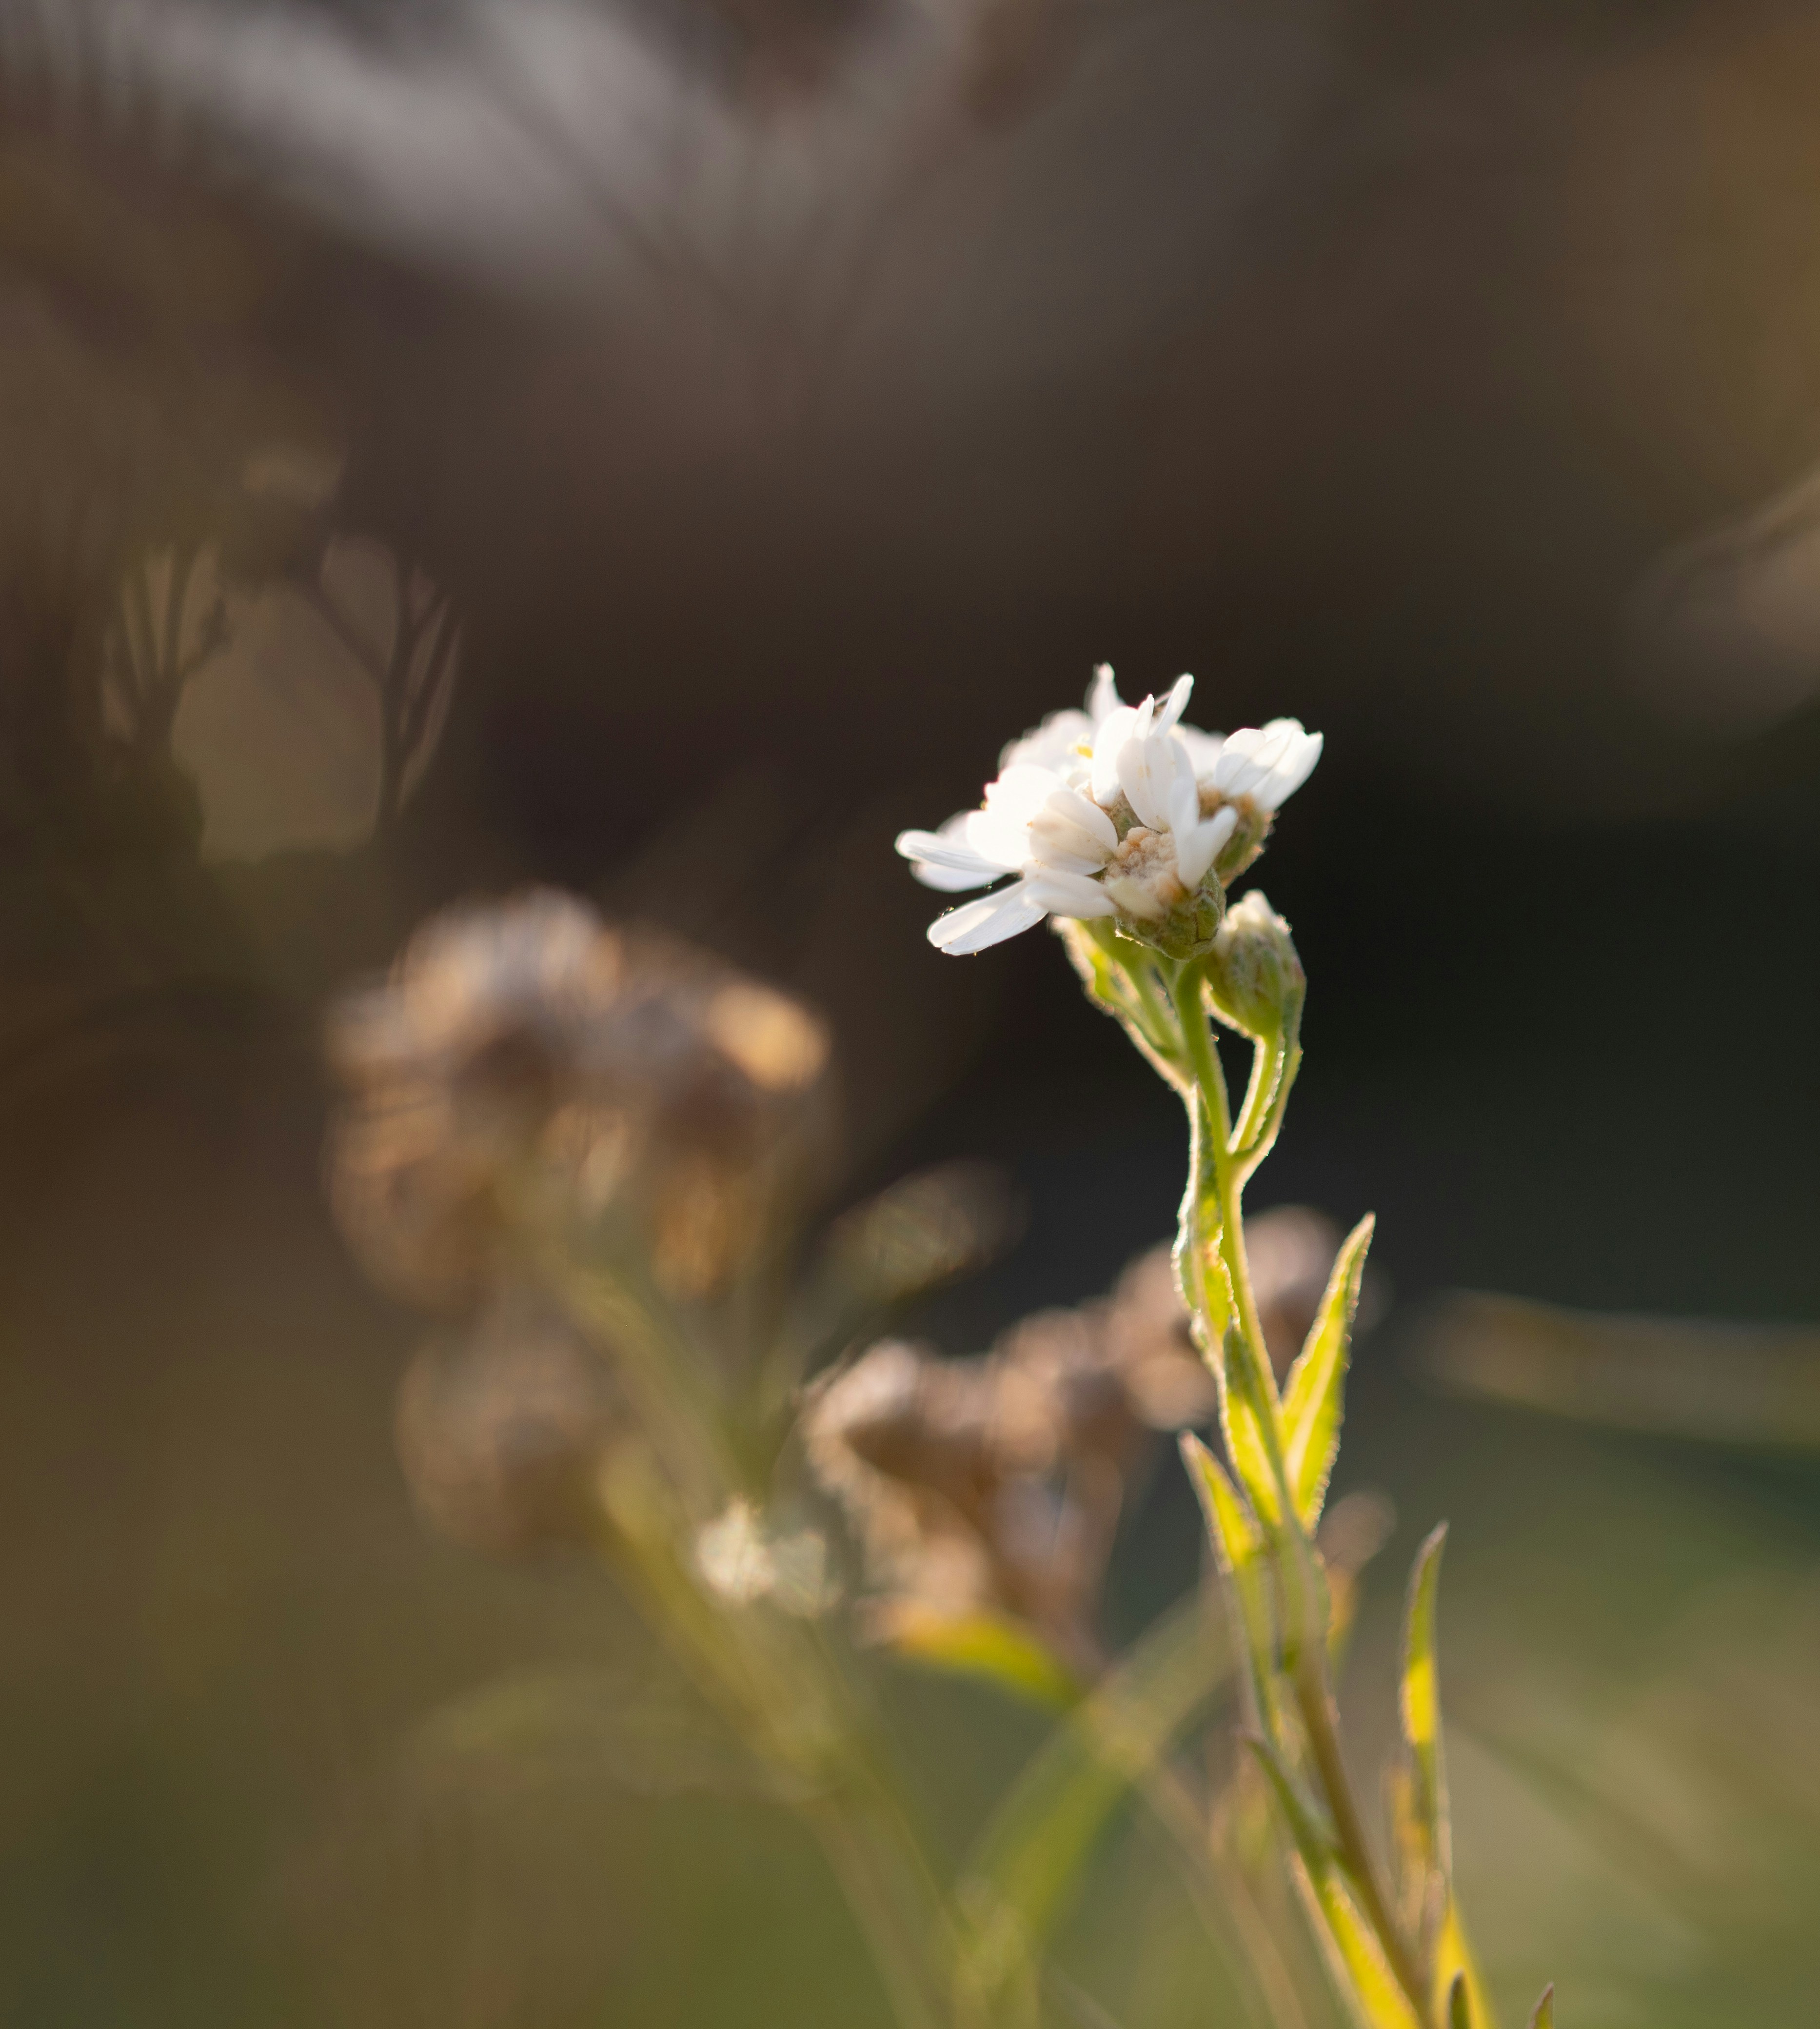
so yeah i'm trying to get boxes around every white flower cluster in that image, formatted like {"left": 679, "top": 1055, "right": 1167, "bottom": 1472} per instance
{"left": 897, "top": 667, "right": 1321, "bottom": 955}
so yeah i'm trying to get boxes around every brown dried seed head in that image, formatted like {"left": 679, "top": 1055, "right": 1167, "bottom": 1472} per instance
{"left": 395, "top": 1290, "right": 626, "bottom": 1557}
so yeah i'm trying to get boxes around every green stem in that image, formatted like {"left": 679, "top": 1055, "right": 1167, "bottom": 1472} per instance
{"left": 1291, "top": 1660, "right": 1430, "bottom": 2017}
{"left": 1172, "top": 960, "right": 1433, "bottom": 2028}
{"left": 1140, "top": 1761, "right": 1316, "bottom": 2029}
{"left": 808, "top": 1786, "right": 951, "bottom": 2029}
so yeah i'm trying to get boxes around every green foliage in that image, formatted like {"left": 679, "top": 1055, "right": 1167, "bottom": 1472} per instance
{"left": 952, "top": 1592, "right": 1229, "bottom": 2016}
{"left": 1218, "top": 1320, "right": 1291, "bottom": 1533}
{"left": 1282, "top": 1214, "right": 1375, "bottom": 1530}
{"left": 1247, "top": 1737, "right": 1424, "bottom": 2029}
{"left": 1527, "top": 1988, "right": 1555, "bottom": 2029}
{"left": 1181, "top": 1434, "right": 1276, "bottom": 1727}
{"left": 1400, "top": 1525, "right": 1453, "bottom": 1900}
{"left": 884, "top": 1606, "right": 1084, "bottom": 1711}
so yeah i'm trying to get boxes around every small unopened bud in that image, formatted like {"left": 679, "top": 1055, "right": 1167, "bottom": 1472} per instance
{"left": 1202, "top": 890, "right": 1304, "bottom": 1037}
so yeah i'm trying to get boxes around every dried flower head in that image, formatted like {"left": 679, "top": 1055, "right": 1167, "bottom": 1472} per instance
{"left": 395, "top": 1287, "right": 627, "bottom": 1557}
{"left": 328, "top": 890, "right": 832, "bottom": 1308}
{"left": 804, "top": 1208, "right": 1355, "bottom": 1672}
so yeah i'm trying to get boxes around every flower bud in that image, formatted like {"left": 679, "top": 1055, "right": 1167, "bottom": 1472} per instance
{"left": 1202, "top": 889, "right": 1304, "bottom": 1037}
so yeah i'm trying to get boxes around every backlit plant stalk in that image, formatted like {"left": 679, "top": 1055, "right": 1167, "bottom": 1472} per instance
{"left": 904, "top": 666, "right": 1555, "bottom": 2029}
{"left": 327, "top": 896, "right": 957, "bottom": 2029}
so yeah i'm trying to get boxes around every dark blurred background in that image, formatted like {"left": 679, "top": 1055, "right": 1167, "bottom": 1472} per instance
{"left": 3, "top": 0, "right": 1820, "bottom": 2022}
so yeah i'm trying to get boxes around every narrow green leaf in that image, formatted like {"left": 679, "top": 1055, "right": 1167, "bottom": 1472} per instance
{"left": 1218, "top": 1322, "right": 1288, "bottom": 1532}
{"left": 884, "top": 1605, "right": 1084, "bottom": 1711}
{"left": 1448, "top": 1971, "right": 1471, "bottom": 2029}
{"left": 953, "top": 1590, "right": 1229, "bottom": 2012}
{"left": 1246, "top": 1737, "right": 1424, "bottom": 2029}
{"left": 1527, "top": 1985, "right": 1555, "bottom": 2029}
{"left": 1181, "top": 1434, "right": 1275, "bottom": 1725}
{"left": 1434, "top": 1910, "right": 1501, "bottom": 2029}
{"left": 1401, "top": 1523, "right": 1452, "bottom": 1888}
{"left": 1282, "top": 1213, "right": 1375, "bottom": 1528}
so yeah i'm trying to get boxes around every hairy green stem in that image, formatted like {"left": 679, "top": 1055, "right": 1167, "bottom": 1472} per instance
{"left": 1169, "top": 955, "right": 1434, "bottom": 2028}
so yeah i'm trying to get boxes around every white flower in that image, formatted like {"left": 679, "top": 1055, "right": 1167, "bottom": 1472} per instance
{"left": 895, "top": 668, "right": 1322, "bottom": 955}
{"left": 693, "top": 1498, "right": 832, "bottom": 1615}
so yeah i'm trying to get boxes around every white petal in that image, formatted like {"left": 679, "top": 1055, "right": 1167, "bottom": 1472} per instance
{"left": 1090, "top": 705, "right": 1140, "bottom": 804}
{"left": 914, "top": 858, "right": 1005, "bottom": 892}
{"left": 927, "top": 881, "right": 1048, "bottom": 954}
{"left": 961, "top": 809, "right": 1034, "bottom": 870}
{"left": 1025, "top": 868, "right": 1116, "bottom": 917}
{"left": 1176, "top": 725, "right": 1226, "bottom": 779}
{"left": 1001, "top": 708, "right": 1094, "bottom": 776}
{"left": 894, "top": 827, "right": 1004, "bottom": 891}
{"left": 1255, "top": 729, "right": 1323, "bottom": 811}
{"left": 1117, "top": 728, "right": 1186, "bottom": 832}
{"left": 1026, "top": 815, "right": 1113, "bottom": 875}
{"left": 1087, "top": 664, "right": 1122, "bottom": 724}
{"left": 985, "top": 763, "right": 1068, "bottom": 822}
{"left": 1155, "top": 674, "right": 1194, "bottom": 734}
{"left": 1165, "top": 769, "right": 1200, "bottom": 841}
{"left": 1173, "top": 805, "right": 1238, "bottom": 888}
{"left": 1213, "top": 722, "right": 1295, "bottom": 801}
{"left": 1045, "top": 785, "right": 1118, "bottom": 851}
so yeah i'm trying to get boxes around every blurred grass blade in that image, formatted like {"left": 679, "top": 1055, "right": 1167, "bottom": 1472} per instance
{"left": 1182, "top": 1433, "right": 1275, "bottom": 1723}
{"left": 1527, "top": 1987, "right": 1555, "bottom": 2029}
{"left": 405, "top": 1665, "right": 780, "bottom": 1800}
{"left": 882, "top": 1605, "right": 1083, "bottom": 1710}
{"left": 1448, "top": 1971, "right": 1470, "bottom": 2028}
{"left": 1282, "top": 1214, "right": 1375, "bottom": 1528}
{"left": 1421, "top": 1291, "right": 1820, "bottom": 1451}
{"left": 1401, "top": 1523, "right": 1451, "bottom": 1889}
{"left": 1247, "top": 1737, "right": 1424, "bottom": 2029}
{"left": 953, "top": 1589, "right": 1228, "bottom": 2012}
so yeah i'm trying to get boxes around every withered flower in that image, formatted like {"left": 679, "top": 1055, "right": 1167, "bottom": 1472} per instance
{"left": 805, "top": 1209, "right": 1352, "bottom": 1676}
{"left": 396, "top": 1286, "right": 627, "bottom": 1557}
{"left": 328, "top": 889, "right": 832, "bottom": 1309}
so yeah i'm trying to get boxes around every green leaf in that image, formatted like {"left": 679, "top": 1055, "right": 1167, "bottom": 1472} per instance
{"left": 953, "top": 1590, "right": 1229, "bottom": 2014}
{"left": 1282, "top": 1214, "right": 1375, "bottom": 1528}
{"left": 1217, "top": 1322, "right": 1289, "bottom": 1532}
{"left": 1181, "top": 1434, "right": 1275, "bottom": 1725}
{"left": 1401, "top": 1523, "right": 1452, "bottom": 1890}
{"left": 1448, "top": 1971, "right": 1471, "bottom": 2029}
{"left": 882, "top": 1605, "right": 1084, "bottom": 1711}
{"left": 1434, "top": 1911, "right": 1499, "bottom": 2029}
{"left": 1527, "top": 1986, "right": 1555, "bottom": 2029}
{"left": 1247, "top": 1736, "right": 1424, "bottom": 2029}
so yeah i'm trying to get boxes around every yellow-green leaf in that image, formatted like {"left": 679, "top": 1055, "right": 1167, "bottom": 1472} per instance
{"left": 1282, "top": 1213, "right": 1375, "bottom": 1528}
{"left": 1182, "top": 1434, "right": 1275, "bottom": 1725}
{"left": 1401, "top": 1522, "right": 1452, "bottom": 1888}
{"left": 1448, "top": 1971, "right": 1471, "bottom": 2029}
{"left": 1247, "top": 1737, "right": 1424, "bottom": 2029}
{"left": 884, "top": 1605, "right": 1083, "bottom": 1711}
{"left": 1218, "top": 1322, "right": 1288, "bottom": 1532}
{"left": 1528, "top": 1985, "right": 1555, "bottom": 2029}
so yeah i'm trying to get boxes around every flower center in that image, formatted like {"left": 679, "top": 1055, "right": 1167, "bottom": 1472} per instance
{"left": 1102, "top": 826, "right": 1187, "bottom": 921}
